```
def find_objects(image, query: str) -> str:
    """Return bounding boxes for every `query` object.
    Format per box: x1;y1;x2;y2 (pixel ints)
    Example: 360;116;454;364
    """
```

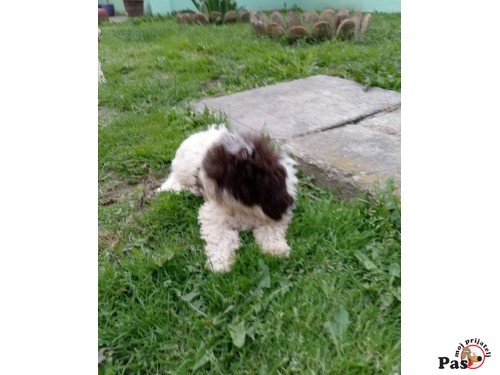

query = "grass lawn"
99;12;401;374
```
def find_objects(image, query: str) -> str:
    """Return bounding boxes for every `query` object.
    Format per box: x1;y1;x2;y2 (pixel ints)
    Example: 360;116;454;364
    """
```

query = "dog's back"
158;125;228;194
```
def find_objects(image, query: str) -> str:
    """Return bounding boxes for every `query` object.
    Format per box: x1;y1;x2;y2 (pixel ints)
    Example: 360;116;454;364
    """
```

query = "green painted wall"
150;0;171;14
298;0;400;12
100;0;399;16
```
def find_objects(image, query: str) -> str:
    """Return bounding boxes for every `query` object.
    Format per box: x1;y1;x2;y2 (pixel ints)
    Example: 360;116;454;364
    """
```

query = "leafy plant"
191;0;237;15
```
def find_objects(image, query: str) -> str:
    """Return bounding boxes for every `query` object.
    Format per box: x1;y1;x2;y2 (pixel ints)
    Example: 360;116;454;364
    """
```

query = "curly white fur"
159;126;226;195
158;125;297;272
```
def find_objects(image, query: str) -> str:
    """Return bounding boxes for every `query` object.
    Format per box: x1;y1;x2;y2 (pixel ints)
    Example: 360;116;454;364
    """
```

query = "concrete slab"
284;109;400;197
192;75;400;140
191;75;401;197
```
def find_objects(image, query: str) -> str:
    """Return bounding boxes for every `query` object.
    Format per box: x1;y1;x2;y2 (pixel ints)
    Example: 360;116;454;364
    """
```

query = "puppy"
158;125;297;272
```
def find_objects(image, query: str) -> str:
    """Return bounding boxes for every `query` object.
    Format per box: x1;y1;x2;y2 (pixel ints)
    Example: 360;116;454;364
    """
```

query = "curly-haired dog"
157;125;298;272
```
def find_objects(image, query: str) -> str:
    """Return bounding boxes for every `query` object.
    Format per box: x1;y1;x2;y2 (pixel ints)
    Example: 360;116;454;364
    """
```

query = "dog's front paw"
260;242;290;258
206;259;234;273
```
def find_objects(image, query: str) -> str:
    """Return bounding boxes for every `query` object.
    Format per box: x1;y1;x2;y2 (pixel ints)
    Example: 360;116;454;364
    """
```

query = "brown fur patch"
203;134;293;221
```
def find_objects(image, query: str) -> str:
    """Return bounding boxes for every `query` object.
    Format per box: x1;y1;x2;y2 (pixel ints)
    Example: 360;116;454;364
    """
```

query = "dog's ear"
203;144;229;182
258;168;293;220
461;348;470;360
251;136;293;220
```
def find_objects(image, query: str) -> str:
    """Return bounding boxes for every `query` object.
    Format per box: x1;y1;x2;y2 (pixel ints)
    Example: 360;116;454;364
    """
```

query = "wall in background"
99;0;400;16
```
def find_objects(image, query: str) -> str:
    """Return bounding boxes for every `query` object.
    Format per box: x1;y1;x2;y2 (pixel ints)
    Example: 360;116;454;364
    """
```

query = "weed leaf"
229;320;246;348
98;348;107;364
334;304;350;332
180;291;199;302
257;260;271;289
354;250;377;271
324;304;351;344
380;293;394;309
388;263;400;278
152;247;175;266
212;304;234;326
192;350;211;371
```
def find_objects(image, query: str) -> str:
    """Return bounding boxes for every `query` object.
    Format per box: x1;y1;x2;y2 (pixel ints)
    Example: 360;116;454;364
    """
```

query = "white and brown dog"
157;125;298;272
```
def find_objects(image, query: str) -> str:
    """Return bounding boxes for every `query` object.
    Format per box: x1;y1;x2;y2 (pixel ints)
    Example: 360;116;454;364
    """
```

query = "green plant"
191;0;237;15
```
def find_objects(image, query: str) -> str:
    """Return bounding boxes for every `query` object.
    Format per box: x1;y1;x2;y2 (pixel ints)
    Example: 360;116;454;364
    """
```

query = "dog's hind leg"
157;165;202;195
198;201;240;272
157;173;183;193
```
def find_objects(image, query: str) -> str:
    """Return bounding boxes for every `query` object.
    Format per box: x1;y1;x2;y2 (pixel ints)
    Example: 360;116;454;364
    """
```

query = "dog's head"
202;133;294;221
461;347;482;363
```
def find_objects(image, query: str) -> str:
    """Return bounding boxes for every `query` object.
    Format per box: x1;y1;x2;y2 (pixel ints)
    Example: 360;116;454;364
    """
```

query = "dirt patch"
98;173;163;252
99;230;121;251
200;79;220;91
98;107;121;127
99;172;162;209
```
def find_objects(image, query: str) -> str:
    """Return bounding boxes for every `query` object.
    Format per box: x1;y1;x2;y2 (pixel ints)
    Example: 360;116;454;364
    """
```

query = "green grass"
99;13;400;374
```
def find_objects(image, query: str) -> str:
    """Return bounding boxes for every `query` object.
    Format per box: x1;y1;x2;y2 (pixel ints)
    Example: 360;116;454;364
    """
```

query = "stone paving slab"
284;109;400;197
192;75;400;140
191;75;401;197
